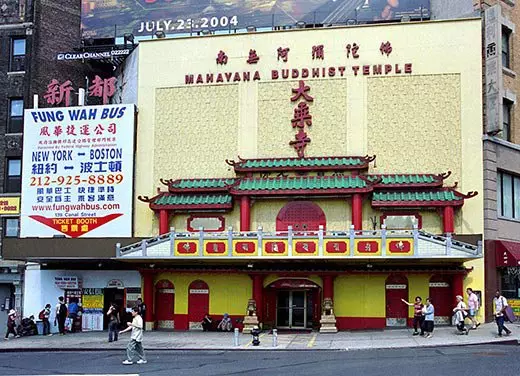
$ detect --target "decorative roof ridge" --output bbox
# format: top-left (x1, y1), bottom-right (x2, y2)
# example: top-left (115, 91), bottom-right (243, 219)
top-left (238, 174), bottom-right (365, 181)
top-left (441, 187), bottom-right (478, 199)
top-left (138, 190), bottom-right (167, 203)
top-left (227, 155), bottom-right (374, 163)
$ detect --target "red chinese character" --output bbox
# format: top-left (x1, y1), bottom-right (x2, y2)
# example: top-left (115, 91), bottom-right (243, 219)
top-left (66, 125), bottom-right (76, 135)
top-left (380, 41), bottom-right (392, 57)
top-left (94, 124), bottom-right (104, 135)
top-left (80, 124), bottom-right (90, 135)
top-left (291, 80), bottom-right (314, 102)
top-left (108, 123), bottom-right (116, 134)
top-left (291, 102), bottom-right (312, 129)
top-left (277, 47), bottom-right (290, 62)
top-left (53, 125), bottom-right (63, 137)
top-left (88, 76), bottom-right (116, 105)
top-left (44, 79), bottom-right (74, 107)
top-left (247, 49), bottom-right (260, 64)
top-left (289, 130), bottom-right (311, 158)
top-left (40, 126), bottom-right (50, 136)
top-left (346, 43), bottom-right (360, 58)
top-left (216, 50), bottom-right (228, 65)
top-left (312, 45), bottom-right (324, 60)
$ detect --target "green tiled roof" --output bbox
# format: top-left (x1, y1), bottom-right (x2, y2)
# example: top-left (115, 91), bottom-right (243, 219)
top-left (153, 194), bottom-right (232, 206)
top-left (169, 178), bottom-right (235, 190)
top-left (373, 191), bottom-right (461, 202)
top-left (369, 174), bottom-right (440, 185)
top-left (234, 176), bottom-right (367, 191)
top-left (235, 156), bottom-right (368, 170)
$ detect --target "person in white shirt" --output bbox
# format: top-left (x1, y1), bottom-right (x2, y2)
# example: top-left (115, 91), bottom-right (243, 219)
top-left (453, 295), bottom-right (469, 335)
top-left (493, 290), bottom-right (512, 337)
top-left (119, 306), bottom-right (147, 365)
top-left (466, 288), bottom-right (481, 329)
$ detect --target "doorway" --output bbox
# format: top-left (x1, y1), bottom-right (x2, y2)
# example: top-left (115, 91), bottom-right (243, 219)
top-left (276, 201), bottom-right (326, 233)
top-left (277, 291), bottom-right (309, 329)
top-left (103, 288), bottom-right (125, 330)
top-left (385, 275), bottom-right (408, 327)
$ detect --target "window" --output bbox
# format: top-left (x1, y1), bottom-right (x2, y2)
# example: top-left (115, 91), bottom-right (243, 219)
top-left (10, 38), bottom-right (26, 72)
top-left (4, 218), bottom-right (19, 238)
top-left (497, 171), bottom-right (520, 220)
top-left (502, 28), bottom-right (511, 69)
top-left (502, 99), bottom-right (512, 141)
top-left (5, 159), bottom-right (21, 193)
top-left (7, 98), bottom-right (23, 133)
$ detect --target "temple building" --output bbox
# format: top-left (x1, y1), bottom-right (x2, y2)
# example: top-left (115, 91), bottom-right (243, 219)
top-left (116, 18), bottom-right (485, 331)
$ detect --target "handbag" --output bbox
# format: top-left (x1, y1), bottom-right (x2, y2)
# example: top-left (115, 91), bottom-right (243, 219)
top-left (502, 297), bottom-right (516, 323)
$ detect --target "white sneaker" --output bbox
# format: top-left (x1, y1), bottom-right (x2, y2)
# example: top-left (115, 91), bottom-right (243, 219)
top-left (122, 360), bottom-right (133, 365)
top-left (137, 359), bottom-right (148, 364)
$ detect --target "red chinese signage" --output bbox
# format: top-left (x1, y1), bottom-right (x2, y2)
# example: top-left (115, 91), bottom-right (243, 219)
top-left (289, 80), bottom-right (314, 158)
top-left (43, 76), bottom-right (117, 107)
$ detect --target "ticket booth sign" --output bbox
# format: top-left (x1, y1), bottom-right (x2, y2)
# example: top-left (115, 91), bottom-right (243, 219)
top-left (324, 239), bottom-right (349, 255)
top-left (232, 240), bottom-right (257, 256)
top-left (203, 240), bottom-right (227, 256)
top-left (354, 239), bottom-right (382, 256)
top-left (387, 239), bottom-right (414, 256)
top-left (175, 240), bottom-right (198, 256)
top-left (293, 239), bottom-right (318, 256)
top-left (262, 240), bottom-right (288, 256)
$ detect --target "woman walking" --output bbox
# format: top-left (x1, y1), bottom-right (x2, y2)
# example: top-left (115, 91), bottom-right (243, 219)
top-left (107, 303), bottom-right (120, 342)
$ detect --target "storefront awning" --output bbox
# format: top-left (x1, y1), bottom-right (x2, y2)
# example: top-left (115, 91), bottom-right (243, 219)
top-left (495, 240), bottom-right (520, 267)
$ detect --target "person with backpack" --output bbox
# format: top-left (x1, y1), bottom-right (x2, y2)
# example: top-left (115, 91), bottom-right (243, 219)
top-left (493, 290), bottom-right (512, 337)
top-left (4, 309), bottom-right (19, 340)
top-left (54, 296), bottom-right (68, 335)
top-left (39, 304), bottom-right (52, 336)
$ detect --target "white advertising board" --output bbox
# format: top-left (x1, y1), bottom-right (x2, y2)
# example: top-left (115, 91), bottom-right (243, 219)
top-left (20, 104), bottom-right (135, 238)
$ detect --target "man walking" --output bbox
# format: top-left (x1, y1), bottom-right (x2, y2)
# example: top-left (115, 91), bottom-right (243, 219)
top-left (493, 290), bottom-right (512, 337)
top-left (119, 306), bottom-right (147, 365)
top-left (54, 296), bottom-right (68, 335)
top-left (466, 288), bottom-right (480, 329)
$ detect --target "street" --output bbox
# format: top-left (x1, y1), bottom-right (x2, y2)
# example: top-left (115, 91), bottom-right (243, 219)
top-left (0, 345), bottom-right (516, 376)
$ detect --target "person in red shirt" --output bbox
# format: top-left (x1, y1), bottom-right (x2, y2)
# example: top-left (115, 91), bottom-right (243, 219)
top-left (402, 296), bottom-right (424, 336)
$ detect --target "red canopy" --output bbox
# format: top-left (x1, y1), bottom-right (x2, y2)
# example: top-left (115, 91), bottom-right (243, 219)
top-left (495, 240), bottom-right (520, 267)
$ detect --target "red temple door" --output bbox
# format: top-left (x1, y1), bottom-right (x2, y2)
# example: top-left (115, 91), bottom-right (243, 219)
top-left (429, 275), bottom-right (451, 325)
top-left (188, 280), bottom-right (210, 330)
top-left (385, 275), bottom-right (408, 327)
top-left (155, 280), bottom-right (175, 330)
top-left (276, 201), bottom-right (326, 233)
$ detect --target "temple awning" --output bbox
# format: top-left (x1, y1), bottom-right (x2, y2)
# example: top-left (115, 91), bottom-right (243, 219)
top-left (226, 155), bottom-right (375, 173)
top-left (495, 240), bottom-right (520, 267)
top-left (367, 172), bottom-right (450, 189)
top-left (372, 189), bottom-right (478, 207)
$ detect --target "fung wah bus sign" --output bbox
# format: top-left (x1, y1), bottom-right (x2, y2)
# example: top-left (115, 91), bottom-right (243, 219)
top-left (20, 104), bottom-right (135, 238)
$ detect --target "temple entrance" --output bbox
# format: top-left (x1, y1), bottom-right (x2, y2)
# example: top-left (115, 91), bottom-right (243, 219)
top-left (155, 280), bottom-right (175, 330)
top-left (385, 275), bottom-right (409, 327)
top-left (429, 275), bottom-right (451, 325)
top-left (266, 278), bottom-right (320, 330)
top-left (276, 201), bottom-right (326, 232)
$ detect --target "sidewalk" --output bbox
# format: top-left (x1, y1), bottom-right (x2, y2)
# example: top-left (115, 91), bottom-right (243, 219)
top-left (0, 323), bottom-right (517, 352)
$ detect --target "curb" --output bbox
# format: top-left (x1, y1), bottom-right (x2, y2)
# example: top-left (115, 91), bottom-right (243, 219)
top-left (0, 339), bottom-right (517, 353)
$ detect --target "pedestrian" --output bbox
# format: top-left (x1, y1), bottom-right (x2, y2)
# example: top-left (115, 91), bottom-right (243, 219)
top-left (201, 313), bottom-right (212, 332)
top-left (4, 309), bottom-right (19, 340)
top-left (422, 298), bottom-right (435, 338)
top-left (466, 288), bottom-right (481, 329)
top-left (453, 295), bottom-right (469, 335)
top-left (493, 290), bottom-right (512, 337)
top-left (217, 313), bottom-right (233, 332)
top-left (68, 298), bottom-right (79, 333)
top-left (401, 297), bottom-right (424, 336)
top-left (39, 304), bottom-right (52, 336)
top-left (136, 298), bottom-right (146, 331)
top-left (107, 302), bottom-right (120, 342)
top-left (54, 296), bottom-right (68, 335)
top-left (119, 306), bottom-right (147, 365)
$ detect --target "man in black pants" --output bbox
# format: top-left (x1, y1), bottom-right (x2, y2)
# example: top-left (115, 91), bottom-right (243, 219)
top-left (54, 296), bottom-right (68, 335)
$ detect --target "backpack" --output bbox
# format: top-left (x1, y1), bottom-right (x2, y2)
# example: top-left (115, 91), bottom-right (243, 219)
top-left (59, 303), bottom-right (67, 317)
top-left (38, 309), bottom-right (45, 320)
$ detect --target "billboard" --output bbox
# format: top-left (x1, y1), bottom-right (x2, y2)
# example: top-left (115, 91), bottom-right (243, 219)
top-left (20, 104), bottom-right (135, 238)
top-left (82, 0), bottom-right (430, 39)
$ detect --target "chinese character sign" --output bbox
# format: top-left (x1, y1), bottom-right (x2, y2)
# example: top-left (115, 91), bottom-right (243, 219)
top-left (20, 104), bottom-right (135, 238)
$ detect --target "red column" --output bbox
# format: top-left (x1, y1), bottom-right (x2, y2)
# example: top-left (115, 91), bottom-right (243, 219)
top-left (452, 273), bottom-right (464, 306)
top-left (142, 271), bottom-right (155, 328)
top-left (352, 194), bottom-right (363, 230)
top-left (159, 209), bottom-right (169, 235)
top-left (322, 275), bottom-right (334, 300)
top-left (240, 196), bottom-right (251, 231)
top-left (251, 275), bottom-right (264, 322)
top-left (443, 206), bottom-right (455, 234)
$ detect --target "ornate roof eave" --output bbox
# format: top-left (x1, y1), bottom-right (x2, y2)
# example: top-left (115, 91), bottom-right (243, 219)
top-left (226, 155), bottom-right (376, 173)
top-left (230, 187), bottom-right (373, 196)
top-left (166, 178), bottom-right (237, 193)
top-left (368, 172), bottom-right (450, 189)
top-left (149, 203), bottom-right (233, 211)
top-left (371, 188), bottom-right (478, 208)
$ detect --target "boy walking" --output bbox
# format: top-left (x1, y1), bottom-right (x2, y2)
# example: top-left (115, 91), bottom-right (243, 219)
top-left (119, 306), bottom-right (147, 365)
